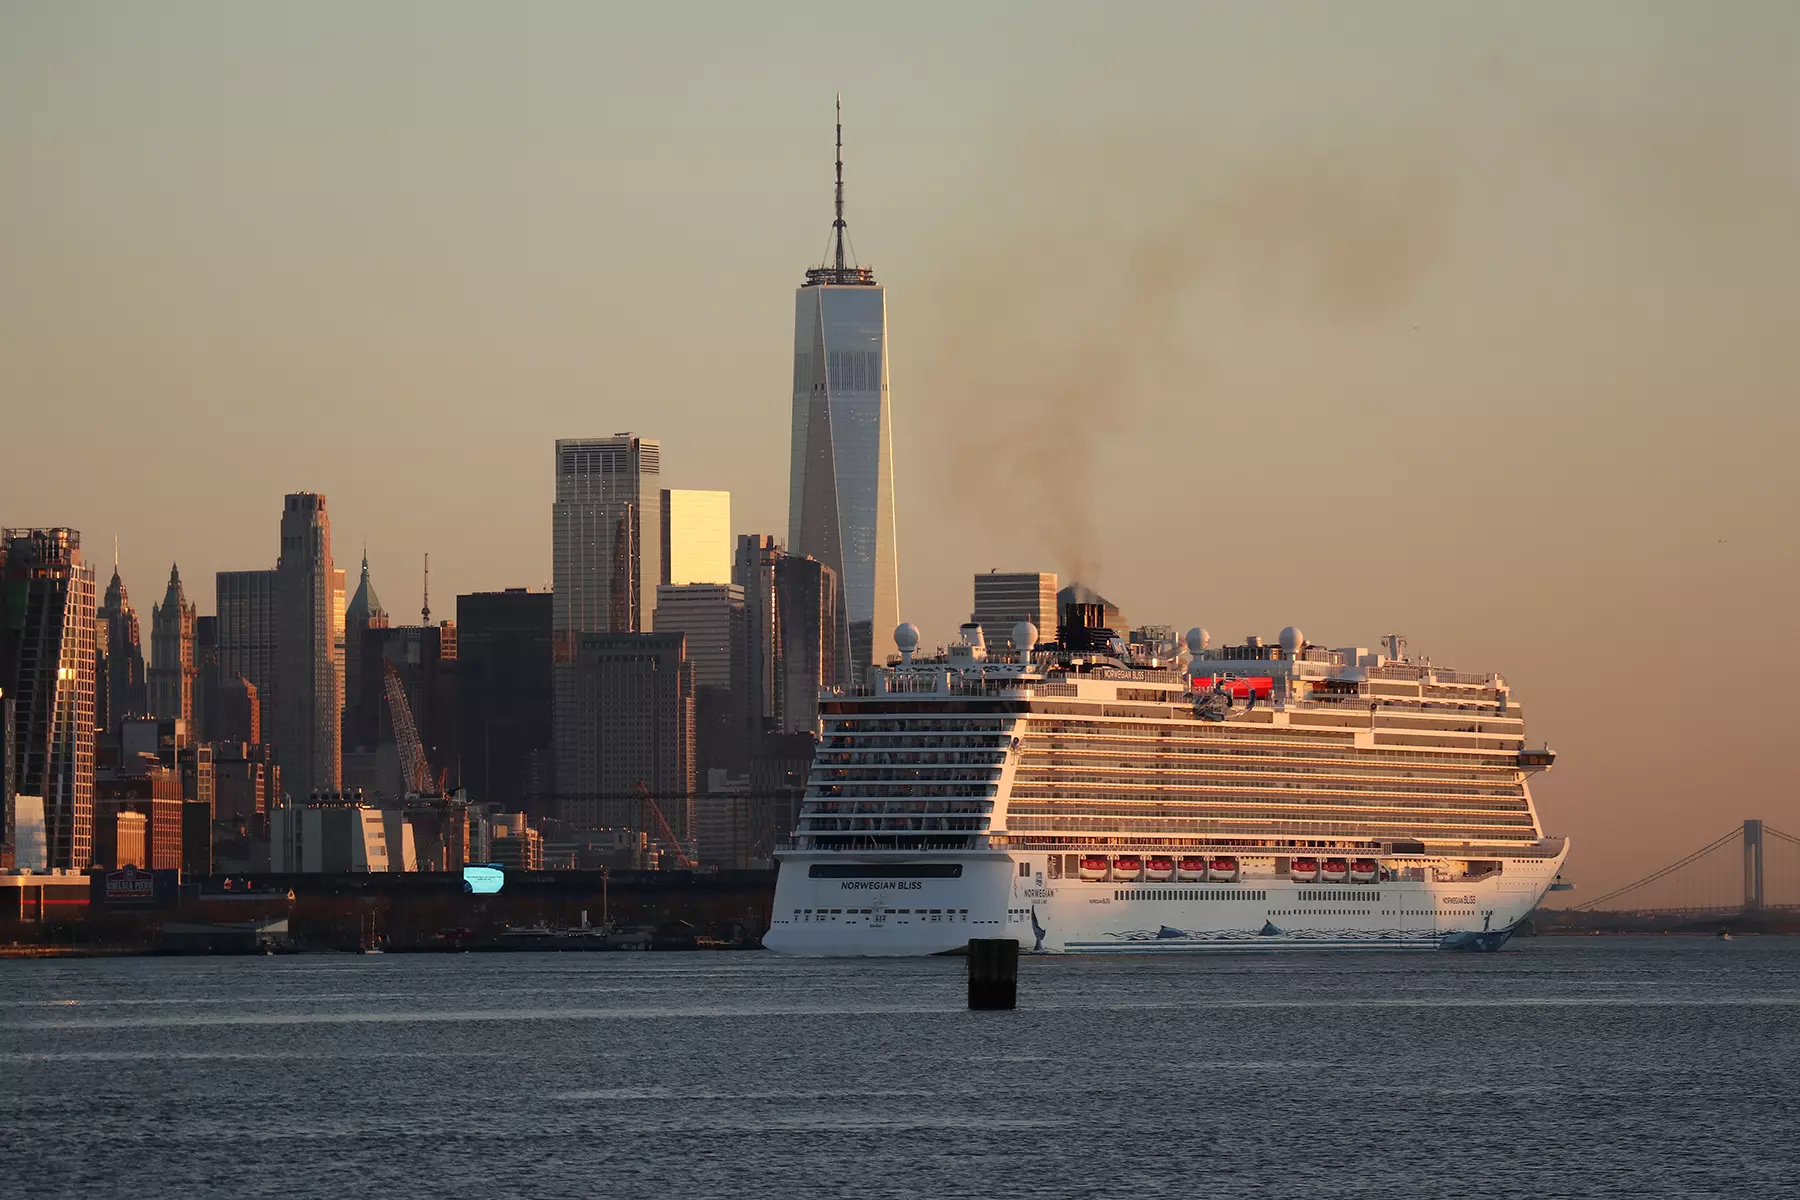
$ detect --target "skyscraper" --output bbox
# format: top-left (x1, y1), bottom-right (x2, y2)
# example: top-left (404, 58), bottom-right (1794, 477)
top-left (660, 489), bottom-right (731, 586)
top-left (275, 493), bottom-right (341, 799)
top-left (773, 554), bottom-right (843, 736)
top-left (653, 582), bottom-right (746, 777)
top-left (558, 632), bottom-right (695, 841)
top-left (553, 435), bottom-right (661, 638)
top-left (0, 528), bottom-right (97, 869)
top-left (787, 98), bottom-right (899, 677)
top-left (216, 568), bottom-right (277, 745)
top-left (457, 589), bottom-right (552, 813)
top-left (973, 572), bottom-right (1060, 650)
top-left (552, 435), bottom-right (661, 823)
top-left (149, 563), bottom-right (197, 727)
top-left (97, 561), bottom-right (148, 737)
top-left (342, 550), bottom-right (388, 754)
top-left (733, 534), bottom-right (781, 751)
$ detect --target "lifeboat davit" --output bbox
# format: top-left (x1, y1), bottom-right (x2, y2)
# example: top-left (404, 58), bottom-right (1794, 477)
top-left (1176, 856), bottom-right (1208, 882)
top-left (1320, 857), bottom-right (1349, 883)
top-left (1350, 858), bottom-right (1380, 884)
top-left (1290, 857), bottom-right (1319, 883)
top-left (1079, 854), bottom-right (1109, 882)
top-left (1112, 854), bottom-right (1144, 882)
top-left (1208, 856), bottom-right (1240, 882)
top-left (1145, 855), bottom-right (1175, 882)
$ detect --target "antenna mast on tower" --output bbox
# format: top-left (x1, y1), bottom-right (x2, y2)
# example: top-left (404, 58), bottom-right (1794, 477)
top-left (421, 553), bottom-right (430, 625)
top-left (833, 92), bottom-right (847, 275)
top-left (804, 94), bottom-right (874, 287)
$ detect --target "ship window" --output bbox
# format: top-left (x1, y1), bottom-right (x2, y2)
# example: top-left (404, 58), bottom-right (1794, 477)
top-left (1019, 861), bottom-right (1030, 878)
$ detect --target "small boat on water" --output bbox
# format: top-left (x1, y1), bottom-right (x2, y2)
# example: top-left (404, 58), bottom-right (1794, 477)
top-left (1717, 930), bottom-right (1733, 941)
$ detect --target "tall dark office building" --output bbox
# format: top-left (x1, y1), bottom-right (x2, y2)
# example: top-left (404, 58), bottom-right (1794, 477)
top-left (275, 493), bottom-right (342, 799)
top-left (457, 589), bottom-right (552, 813)
top-left (552, 434), bottom-right (661, 825)
top-left (345, 620), bottom-right (457, 797)
top-left (149, 563), bottom-right (197, 727)
top-left (733, 534), bottom-right (780, 752)
top-left (773, 554), bottom-right (843, 736)
top-left (1, 528), bottom-right (98, 869)
top-left (216, 569), bottom-right (277, 749)
top-left (558, 632), bottom-right (694, 841)
top-left (653, 583), bottom-right (745, 778)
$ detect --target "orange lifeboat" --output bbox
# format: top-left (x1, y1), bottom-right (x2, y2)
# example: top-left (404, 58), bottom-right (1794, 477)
top-left (1176, 856), bottom-right (1208, 882)
top-left (1350, 858), bottom-right (1380, 884)
top-left (1079, 854), bottom-right (1109, 882)
top-left (1207, 856), bottom-right (1239, 882)
top-left (1145, 855), bottom-right (1175, 882)
top-left (1290, 856), bottom-right (1319, 883)
top-left (1112, 854), bottom-right (1144, 882)
top-left (1320, 857), bottom-right (1349, 883)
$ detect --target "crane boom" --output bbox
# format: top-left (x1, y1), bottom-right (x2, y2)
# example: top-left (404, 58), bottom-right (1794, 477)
top-left (382, 661), bottom-right (432, 794)
top-left (634, 781), bottom-right (695, 869)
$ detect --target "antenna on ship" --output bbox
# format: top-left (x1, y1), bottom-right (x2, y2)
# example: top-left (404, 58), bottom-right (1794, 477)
top-left (833, 92), bottom-right (847, 275)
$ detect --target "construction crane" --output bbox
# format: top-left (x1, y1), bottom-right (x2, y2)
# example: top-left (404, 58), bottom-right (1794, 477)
top-left (382, 660), bottom-right (433, 795)
top-left (634, 781), bottom-right (696, 869)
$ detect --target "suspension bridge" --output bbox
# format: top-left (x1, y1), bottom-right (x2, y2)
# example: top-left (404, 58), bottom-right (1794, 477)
top-left (1572, 820), bottom-right (1800, 915)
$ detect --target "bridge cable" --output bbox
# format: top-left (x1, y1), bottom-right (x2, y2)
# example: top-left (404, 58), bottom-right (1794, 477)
top-left (1576, 826), bottom-right (1743, 911)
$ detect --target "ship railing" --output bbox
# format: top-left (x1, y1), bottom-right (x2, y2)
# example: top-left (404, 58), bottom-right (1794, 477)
top-left (773, 840), bottom-right (991, 854)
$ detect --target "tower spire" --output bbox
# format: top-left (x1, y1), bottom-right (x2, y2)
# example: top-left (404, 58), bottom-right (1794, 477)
top-left (834, 92), bottom-right (846, 275)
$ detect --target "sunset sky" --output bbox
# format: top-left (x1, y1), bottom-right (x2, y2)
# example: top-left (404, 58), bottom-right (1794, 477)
top-left (4, 2), bottom-right (1797, 894)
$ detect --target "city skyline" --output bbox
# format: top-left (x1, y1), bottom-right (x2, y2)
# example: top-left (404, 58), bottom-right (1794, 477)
top-left (5, 4), bottom-right (1799, 894)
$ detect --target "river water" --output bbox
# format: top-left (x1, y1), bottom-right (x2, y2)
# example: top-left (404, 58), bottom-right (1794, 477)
top-left (2, 938), bottom-right (1796, 1198)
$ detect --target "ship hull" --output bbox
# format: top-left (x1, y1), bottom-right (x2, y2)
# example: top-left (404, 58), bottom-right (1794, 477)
top-left (763, 844), bottom-right (1567, 957)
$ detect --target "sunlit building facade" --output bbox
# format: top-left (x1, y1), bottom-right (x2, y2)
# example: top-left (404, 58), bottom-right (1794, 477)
top-left (787, 102), bottom-right (898, 677)
top-left (0, 528), bottom-right (97, 870)
top-left (660, 489), bottom-right (731, 586)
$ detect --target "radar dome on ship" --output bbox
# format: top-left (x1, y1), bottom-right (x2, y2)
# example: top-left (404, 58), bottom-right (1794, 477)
top-left (1280, 626), bottom-right (1304, 653)
top-left (1186, 627), bottom-right (1210, 655)
top-left (895, 622), bottom-right (920, 654)
top-left (1013, 621), bottom-right (1038, 654)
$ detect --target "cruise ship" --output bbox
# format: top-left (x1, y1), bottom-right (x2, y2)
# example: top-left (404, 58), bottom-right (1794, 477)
top-left (764, 608), bottom-right (1567, 955)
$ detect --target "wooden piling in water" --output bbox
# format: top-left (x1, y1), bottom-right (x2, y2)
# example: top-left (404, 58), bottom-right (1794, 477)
top-left (967, 938), bottom-right (1019, 1009)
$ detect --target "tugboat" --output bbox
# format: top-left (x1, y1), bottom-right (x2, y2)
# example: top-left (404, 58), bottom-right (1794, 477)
top-left (1290, 856), bottom-right (1319, 883)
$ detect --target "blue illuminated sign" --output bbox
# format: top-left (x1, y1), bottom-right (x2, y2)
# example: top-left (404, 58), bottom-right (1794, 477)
top-left (462, 864), bottom-right (505, 894)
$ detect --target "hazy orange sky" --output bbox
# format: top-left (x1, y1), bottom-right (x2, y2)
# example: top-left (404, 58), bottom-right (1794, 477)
top-left (4, 3), bottom-right (1797, 896)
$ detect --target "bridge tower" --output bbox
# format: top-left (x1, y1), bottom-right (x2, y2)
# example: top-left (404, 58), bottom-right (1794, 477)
top-left (1744, 819), bottom-right (1764, 911)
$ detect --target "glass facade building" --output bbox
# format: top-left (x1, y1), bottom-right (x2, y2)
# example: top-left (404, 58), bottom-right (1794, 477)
top-left (660, 489), bottom-right (731, 586)
top-left (787, 103), bottom-right (899, 677)
top-left (789, 284), bottom-right (898, 677)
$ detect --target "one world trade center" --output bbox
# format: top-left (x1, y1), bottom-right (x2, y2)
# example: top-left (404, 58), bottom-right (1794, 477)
top-left (787, 97), bottom-right (899, 676)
